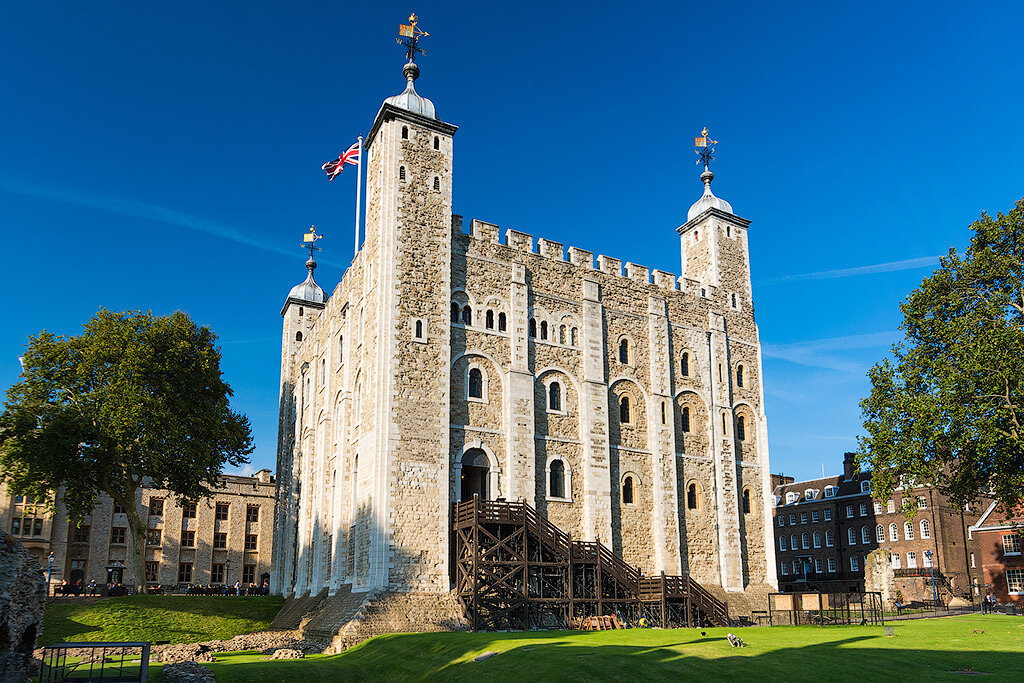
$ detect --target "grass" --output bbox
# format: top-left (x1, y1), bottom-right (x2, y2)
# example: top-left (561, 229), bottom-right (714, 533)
top-left (202, 615), bottom-right (1024, 682)
top-left (40, 595), bottom-right (285, 647)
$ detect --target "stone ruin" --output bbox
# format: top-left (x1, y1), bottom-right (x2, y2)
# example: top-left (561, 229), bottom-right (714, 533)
top-left (0, 530), bottom-right (46, 682)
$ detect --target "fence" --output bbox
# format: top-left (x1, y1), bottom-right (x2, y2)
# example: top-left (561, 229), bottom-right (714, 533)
top-left (39, 642), bottom-right (151, 682)
top-left (768, 591), bottom-right (885, 626)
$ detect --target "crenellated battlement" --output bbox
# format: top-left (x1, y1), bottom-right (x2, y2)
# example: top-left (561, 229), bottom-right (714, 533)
top-left (455, 217), bottom-right (707, 293)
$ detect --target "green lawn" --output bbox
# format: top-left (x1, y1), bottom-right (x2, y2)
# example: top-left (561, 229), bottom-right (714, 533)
top-left (204, 615), bottom-right (1024, 682)
top-left (40, 595), bottom-right (285, 647)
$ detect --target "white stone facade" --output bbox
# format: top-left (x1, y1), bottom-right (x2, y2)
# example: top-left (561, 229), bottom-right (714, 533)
top-left (272, 66), bottom-right (777, 598)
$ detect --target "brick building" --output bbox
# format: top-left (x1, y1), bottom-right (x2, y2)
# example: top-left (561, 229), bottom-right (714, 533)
top-left (0, 470), bottom-right (276, 590)
top-left (969, 503), bottom-right (1024, 604)
top-left (272, 54), bottom-right (777, 603)
top-left (772, 453), bottom-right (986, 602)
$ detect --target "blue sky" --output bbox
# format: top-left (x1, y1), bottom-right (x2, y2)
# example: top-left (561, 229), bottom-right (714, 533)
top-left (2, 2), bottom-right (1022, 482)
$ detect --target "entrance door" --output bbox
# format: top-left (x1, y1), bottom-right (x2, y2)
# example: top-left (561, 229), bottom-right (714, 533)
top-left (460, 449), bottom-right (489, 501)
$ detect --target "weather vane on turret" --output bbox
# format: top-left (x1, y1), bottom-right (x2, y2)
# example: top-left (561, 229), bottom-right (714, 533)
top-left (694, 127), bottom-right (718, 171)
top-left (302, 225), bottom-right (323, 260)
top-left (397, 13), bottom-right (429, 62)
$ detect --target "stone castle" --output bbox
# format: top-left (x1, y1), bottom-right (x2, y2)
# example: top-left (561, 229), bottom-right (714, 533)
top-left (271, 56), bottom-right (778, 602)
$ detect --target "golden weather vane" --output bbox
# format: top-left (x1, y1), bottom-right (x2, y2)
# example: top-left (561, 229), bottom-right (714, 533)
top-left (302, 225), bottom-right (323, 259)
top-left (695, 127), bottom-right (719, 169)
top-left (397, 12), bottom-right (429, 62)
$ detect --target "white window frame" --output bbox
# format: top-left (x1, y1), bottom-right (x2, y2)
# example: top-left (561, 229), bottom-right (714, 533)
top-left (825, 530), bottom-right (835, 547)
top-left (848, 528), bottom-right (857, 545)
top-left (907, 551), bottom-right (917, 568)
top-left (778, 515), bottom-right (785, 527)
top-left (823, 509), bottom-right (832, 521)
top-left (850, 556), bottom-right (860, 572)
top-left (780, 536), bottom-right (788, 551)
top-left (846, 505), bottom-right (854, 519)
top-left (861, 526), bottom-right (871, 544)
top-left (917, 496), bottom-right (927, 509)
top-left (811, 510), bottom-right (819, 523)
top-left (466, 363), bottom-right (489, 404)
top-left (891, 553), bottom-right (901, 569)
top-left (785, 492), bottom-right (799, 504)
top-left (781, 563), bottom-right (789, 576)
top-left (890, 523), bottom-right (899, 542)
top-left (1007, 568), bottom-right (1024, 595)
top-left (827, 557), bottom-right (837, 573)
top-left (824, 486), bottom-right (837, 498)
top-left (1003, 534), bottom-right (1021, 556)
top-left (861, 480), bottom-right (872, 493)
top-left (876, 525), bottom-right (885, 543)
top-left (920, 519), bottom-right (930, 539)
top-left (887, 500), bottom-right (896, 513)
top-left (873, 502), bottom-right (882, 514)
top-left (813, 531), bottom-right (821, 548)
top-left (800, 513), bottom-right (808, 524)
top-left (545, 378), bottom-right (566, 415)
top-left (802, 532), bottom-right (809, 550)
top-left (904, 522), bottom-right (914, 541)
top-left (859, 503), bottom-right (868, 517)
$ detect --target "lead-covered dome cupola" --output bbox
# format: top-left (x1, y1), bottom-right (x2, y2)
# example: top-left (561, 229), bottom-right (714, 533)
top-left (383, 61), bottom-right (438, 120)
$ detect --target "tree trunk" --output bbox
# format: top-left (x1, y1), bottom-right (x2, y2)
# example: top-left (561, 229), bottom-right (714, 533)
top-left (112, 488), bottom-right (147, 590)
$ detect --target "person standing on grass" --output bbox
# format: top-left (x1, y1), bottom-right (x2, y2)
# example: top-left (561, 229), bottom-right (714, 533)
top-left (234, 580), bottom-right (241, 596)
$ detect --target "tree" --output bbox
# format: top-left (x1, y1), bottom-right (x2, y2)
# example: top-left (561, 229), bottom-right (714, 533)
top-left (0, 310), bottom-right (253, 586)
top-left (859, 198), bottom-right (1024, 514)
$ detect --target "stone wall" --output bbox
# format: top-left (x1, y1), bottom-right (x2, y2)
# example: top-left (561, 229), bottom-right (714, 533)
top-left (0, 531), bottom-right (45, 683)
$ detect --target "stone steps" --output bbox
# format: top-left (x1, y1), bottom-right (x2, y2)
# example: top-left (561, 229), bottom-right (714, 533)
top-left (268, 588), bottom-right (329, 631)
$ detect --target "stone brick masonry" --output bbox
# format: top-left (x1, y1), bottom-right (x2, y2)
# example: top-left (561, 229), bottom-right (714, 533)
top-left (271, 61), bottom-right (777, 621)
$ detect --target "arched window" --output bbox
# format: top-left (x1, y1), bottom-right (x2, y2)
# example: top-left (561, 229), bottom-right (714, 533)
top-left (295, 331), bottom-right (303, 342)
top-left (298, 306), bottom-right (304, 316)
top-left (813, 531), bottom-right (821, 548)
top-left (687, 483), bottom-right (699, 510)
top-left (904, 522), bottom-right (914, 540)
top-left (540, 321), bottom-right (548, 340)
top-left (876, 525), bottom-right (885, 543)
top-left (619, 339), bottom-right (629, 364)
top-left (622, 475), bottom-right (635, 505)
top-left (889, 523), bottom-right (899, 541)
top-left (742, 488), bottom-right (751, 514)
top-left (681, 406), bottom-right (691, 433)
top-left (559, 325), bottom-right (566, 344)
top-left (570, 327), bottom-right (578, 346)
top-left (498, 312), bottom-right (507, 332)
top-left (825, 530), bottom-right (835, 547)
top-left (433, 176), bottom-right (440, 191)
top-left (736, 366), bottom-right (744, 388)
top-left (399, 165), bottom-right (406, 181)
top-left (681, 352), bottom-right (690, 377)
top-left (451, 302), bottom-right (459, 323)
top-left (548, 382), bottom-right (561, 412)
top-left (461, 305), bottom-right (472, 325)
top-left (736, 415), bottom-right (746, 440)
top-left (401, 126), bottom-right (408, 139)
top-left (791, 534), bottom-right (798, 549)
top-left (468, 368), bottom-right (483, 399)
top-left (549, 460), bottom-right (565, 498)
top-left (485, 310), bottom-right (494, 329)
top-left (529, 319), bottom-right (537, 338)
top-left (433, 136), bottom-right (439, 149)
top-left (920, 520), bottom-right (930, 539)
top-left (848, 527), bottom-right (857, 545)
top-left (802, 532), bottom-right (809, 549)
top-left (415, 320), bottom-right (423, 338)
top-left (619, 395), bottom-right (630, 424)
top-left (861, 526), bottom-right (871, 544)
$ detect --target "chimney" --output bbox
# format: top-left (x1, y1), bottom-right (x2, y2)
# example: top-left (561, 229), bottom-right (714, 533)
top-left (256, 468), bottom-right (273, 484)
top-left (843, 452), bottom-right (857, 480)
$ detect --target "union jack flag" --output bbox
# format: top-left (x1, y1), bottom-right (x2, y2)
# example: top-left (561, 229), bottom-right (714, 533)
top-left (322, 141), bottom-right (360, 181)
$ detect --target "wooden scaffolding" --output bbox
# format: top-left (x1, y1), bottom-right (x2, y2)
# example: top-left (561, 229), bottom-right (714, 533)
top-left (453, 498), bottom-right (731, 631)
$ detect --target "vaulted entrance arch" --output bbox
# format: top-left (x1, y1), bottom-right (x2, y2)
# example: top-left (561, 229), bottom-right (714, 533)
top-left (460, 448), bottom-right (490, 501)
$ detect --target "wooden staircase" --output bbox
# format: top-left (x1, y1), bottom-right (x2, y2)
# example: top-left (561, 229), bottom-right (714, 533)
top-left (453, 498), bottom-right (730, 630)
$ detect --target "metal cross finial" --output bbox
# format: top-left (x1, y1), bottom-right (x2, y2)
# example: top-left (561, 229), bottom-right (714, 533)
top-left (302, 225), bottom-right (323, 259)
top-left (397, 12), bottom-right (429, 62)
top-left (694, 127), bottom-right (719, 170)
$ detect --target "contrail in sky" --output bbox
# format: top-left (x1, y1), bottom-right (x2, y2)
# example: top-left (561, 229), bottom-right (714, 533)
top-left (760, 255), bottom-right (942, 286)
top-left (0, 176), bottom-right (344, 267)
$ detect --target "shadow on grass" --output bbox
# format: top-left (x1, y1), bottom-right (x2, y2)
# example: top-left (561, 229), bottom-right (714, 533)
top-left (206, 626), bottom-right (1024, 683)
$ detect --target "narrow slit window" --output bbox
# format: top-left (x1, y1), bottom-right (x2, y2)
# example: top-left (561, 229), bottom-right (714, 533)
top-left (540, 321), bottom-right (548, 340)
top-left (498, 312), bottom-right (507, 332)
top-left (622, 476), bottom-right (635, 505)
top-left (619, 339), bottom-right (629, 364)
top-left (529, 318), bottom-right (537, 338)
top-left (681, 406), bottom-right (691, 433)
top-left (401, 126), bottom-right (408, 139)
top-left (468, 368), bottom-right (483, 399)
top-left (737, 366), bottom-right (745, 388)
top-left (295, 331), bottom-right (303, 342)
top-left (548, 382), bottom-right (561, 412)
top-left (737, 415), bottom-right (746, 440)
top-left (415, 320), bottom-right (423, 339)
top-left (742, 488), bottom-right (751, 514)
top-left (451, 302), bottom-right (459, 323)
top-left (462, 305), bottom-right (472, 325)
top-left (399, 165), bottom-right (406, 181)
top-left (433, 136), bottom-right (439, 149)
top-left (661, 401), bottom-right (666, 425)
top-left (619, 395), bottom-right (630, 424)
top-left (681, 352), bottom-right (689, 377)
top-left (486, 310), bottom-right (494, 329)
top-left (570, 327), bottom-right (578, 346)
top-left (433, 176), bottom-right (440, 191)
top-left (687, 483), bottom-right (699, 510)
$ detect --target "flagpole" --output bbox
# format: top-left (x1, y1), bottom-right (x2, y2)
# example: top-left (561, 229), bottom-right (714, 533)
top-left (354, 135), bottom-right (363, 256)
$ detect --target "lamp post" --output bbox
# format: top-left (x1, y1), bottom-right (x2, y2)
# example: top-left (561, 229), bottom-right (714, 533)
top-left (924, 550), bottom-right (937, 604)
top-left (47, 551), bottom-right (54, 595)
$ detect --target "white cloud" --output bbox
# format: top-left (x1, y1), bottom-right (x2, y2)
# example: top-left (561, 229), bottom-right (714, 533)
top-left (0, 176), bottom-right (344, 267)
top-left (762, 331), bottom-right (899, 372)
top-left (760, 256), bottom-right (942, 286)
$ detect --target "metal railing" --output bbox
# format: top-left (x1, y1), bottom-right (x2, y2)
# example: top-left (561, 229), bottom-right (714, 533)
top-left (40, 642), bottom-right (151, 682)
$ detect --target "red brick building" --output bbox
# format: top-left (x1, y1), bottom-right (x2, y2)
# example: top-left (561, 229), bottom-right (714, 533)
top-left (969, 503), bottom-right (1024, 605)
top-left (772, 453), bottom-right (989, 602)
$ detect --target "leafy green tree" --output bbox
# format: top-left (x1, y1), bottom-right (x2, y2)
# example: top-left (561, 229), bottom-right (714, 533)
top-left (859, 198), bottom-right (1024, 513)
top-left (0, 310), bottom-right (253, 586)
